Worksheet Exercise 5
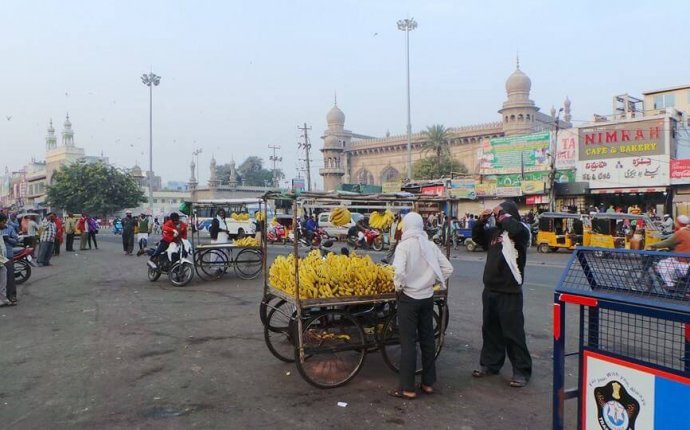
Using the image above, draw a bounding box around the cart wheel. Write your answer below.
[14,260,31,285]
[168,262,194,287]
[379,306,443,374]
[296,310,366,388]
[372,236,384,252]
[147,266,161,282]
[537,243,550,253]
[260,294,280,326]
[264,300,296,363]
[234,248,263,280]
[196,249,229,280]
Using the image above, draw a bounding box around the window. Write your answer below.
[654,94,675,109]
[153,199,158,203]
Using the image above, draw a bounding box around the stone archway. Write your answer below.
[355,168,374,185]
[380,165,400,183]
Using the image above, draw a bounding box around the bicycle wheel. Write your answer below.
[296,310,366,388]
[196,249,229,280]
[168,262,194,287]
[234,248,263,280]
[259,294,280,326]
[380,306,442,374]
[264,300,297,363]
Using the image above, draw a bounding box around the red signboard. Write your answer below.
[671,159,690,179]
[421,185,444,196]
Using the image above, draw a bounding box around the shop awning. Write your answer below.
[590,187,668,194]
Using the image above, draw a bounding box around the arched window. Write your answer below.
[380,166,400,183]
[526,114,531,121]
[518,114,524,121]
[510,115,516,122]
[355,168,374,185]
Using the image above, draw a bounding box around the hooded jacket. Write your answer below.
[472,201,530,293]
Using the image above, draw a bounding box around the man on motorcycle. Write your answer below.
[148,213,187,269]
[301,215,317,245]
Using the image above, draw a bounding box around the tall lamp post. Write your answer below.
[397,18,417,181]
[192,148,203,182]
[549,108,564,212]
[141,72,161,214]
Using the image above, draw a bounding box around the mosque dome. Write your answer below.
[326,104,345,125]
[505,67,531,95]
[131,164,143,176]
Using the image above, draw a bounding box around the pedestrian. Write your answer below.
[25,214,39,251]
[37,212,57,267]
[471,200,532,388]
[136,214,151,254]
[53,214,63,256]
[121,210,135,255]
[87,216,99,249]
[0,213,17,305]
[388,211,453,399]
[649,215,690,287]
[64,212,77,252]
[210,209,230,244]
[78,213,89,251]
[382,211,406,264]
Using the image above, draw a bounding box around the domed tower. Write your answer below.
[499,58,539,136]
[188,159,198,190]
[320,99,352,191]
[62,113,75,147]
[208,156,220,189]
[46,119,57,150]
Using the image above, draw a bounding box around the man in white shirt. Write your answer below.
[389,212,453,399]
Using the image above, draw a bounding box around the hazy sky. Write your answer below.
[2,0,689,188]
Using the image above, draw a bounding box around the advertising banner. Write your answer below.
[479,131,551,175]
[495,186,522,197]
[291,178,305,192]
[583,350,690,429]
[521,180,545,195]
[671,159,690,185]
[421,185,444,196]
[382,181,402,193]
[449,179,476,199]
[475,183,496,197]
[578,119,666,161]
[578,155,669,189]
[556,128,578,170]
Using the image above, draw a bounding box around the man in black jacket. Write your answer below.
[471,200,532,387]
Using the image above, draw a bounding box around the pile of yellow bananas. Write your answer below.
[369,209,395,230]
[231,213,250,221]
[235,237,260,247]
[329,207,351,226]
[269,250,395,299]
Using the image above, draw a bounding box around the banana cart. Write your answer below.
[259,191,455,388]
[185,199,265,281]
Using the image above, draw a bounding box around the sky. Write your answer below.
[2,0,690,189]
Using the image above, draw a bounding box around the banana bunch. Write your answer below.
[369,209,395,230]
[231,213,250,221]
[329,207,351,226]
[269,250,395,299]
[255,211,265,222]
[235,237,259,247]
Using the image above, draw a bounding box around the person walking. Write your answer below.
[389,212,453,399]
[53,215,64,256]
[471,200,532,388]
[136,214,151,254]
[64,212,77,252]
[25,214,39,252]
[37,213,57,267]
[382,211,406,264]
[0,215,12,307]
[121,210,136,255]
[77,213,89,251]
[0,213,17,305]
[87,216,99,249]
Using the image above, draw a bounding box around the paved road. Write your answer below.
[0,235,576,429]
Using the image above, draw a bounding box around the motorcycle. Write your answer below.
[112,219,123,235]
[296,226,331,248]
[146,239,195,287]
[267,224,288,244]
[347,227,384,251]
[13,246,35,285]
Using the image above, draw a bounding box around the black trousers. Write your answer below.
[53,238,60,255]
[122,233,134,254]
[65,233,74,251]
[5,261,16,301]
[88,232,98,249]
[397,293,437,391]
[480,289,532,379]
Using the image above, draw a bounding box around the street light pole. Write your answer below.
[549,108,564,212]
[193,148,203,182]
[141,72,161,214]
[397,18,417,181]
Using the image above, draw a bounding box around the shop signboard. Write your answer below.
[578,155,669,189]
[670,159,690,185]
[521,180,545,195]
[449,179,476,199]
[475,183,496,197]
[526,195,549,205]
[479,131,551,175]
[578,119,666,161]
[421,185,444,196]
[556,128,578,170]
[582,350,690,429]
[495,186,522,197]
[382,181,402,193]
[291,178,305,192]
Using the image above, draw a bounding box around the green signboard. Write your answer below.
[479,131,551,175]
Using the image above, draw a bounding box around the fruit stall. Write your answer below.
[260,191,455,388]
[184,199,265,281]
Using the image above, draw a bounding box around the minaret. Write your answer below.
[499,57,539,136]
[62,113,74,147]
[208,156,219,189]
[188,159,198,190]
[228,158,238,188]
[320,97,349,191]
[564,96,572,124]
[46,119,57,150]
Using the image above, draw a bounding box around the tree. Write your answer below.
[413,157,467,180]
[421,124,451,167]
[46,161,146,216]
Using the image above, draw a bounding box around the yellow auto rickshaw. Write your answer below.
[584,213,662,250]
[535,212,589,253]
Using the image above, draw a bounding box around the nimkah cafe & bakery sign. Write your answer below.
[578,119,665,161]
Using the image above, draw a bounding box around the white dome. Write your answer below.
[326,105,345,125]
[505,68,531,95]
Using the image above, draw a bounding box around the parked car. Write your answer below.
[317,211,364,238]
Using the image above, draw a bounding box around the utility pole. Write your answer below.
[298,123,312,191]
[549,108,564,212]
[268,145,282,188]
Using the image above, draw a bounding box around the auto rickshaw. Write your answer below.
[584,213,662,250]
[535,212,589,253]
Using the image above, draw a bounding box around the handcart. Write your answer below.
[259,191,455,388]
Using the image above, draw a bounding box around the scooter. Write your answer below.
[13,246,35,285]
[267,224,288,244]
[347,227,384,251]
[112,219,123,235]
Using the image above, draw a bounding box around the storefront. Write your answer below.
[587,187,669,215]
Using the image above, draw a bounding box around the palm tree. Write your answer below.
[421,124,451,166]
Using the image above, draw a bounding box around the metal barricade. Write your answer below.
[553,247,690,429]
